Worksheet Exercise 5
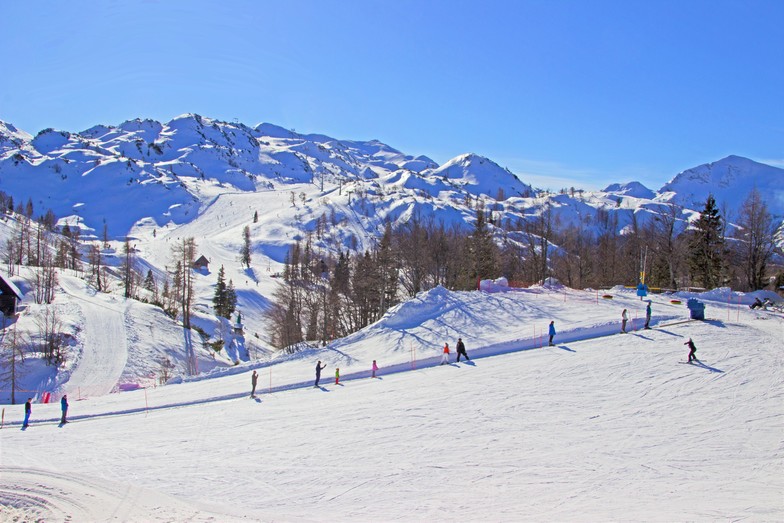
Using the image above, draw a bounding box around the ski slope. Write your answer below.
[2,295,782,522]
[58,276,129,397]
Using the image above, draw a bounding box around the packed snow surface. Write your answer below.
[2,285,782,522]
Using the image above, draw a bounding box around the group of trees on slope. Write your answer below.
[264,191,783,349]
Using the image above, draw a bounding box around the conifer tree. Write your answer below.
[688,194,726,289]
[213,265,228,317]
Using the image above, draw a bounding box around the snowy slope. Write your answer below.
[1,289,782,521]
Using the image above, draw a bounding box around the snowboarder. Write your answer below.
[335,367,340,385]
[621,309,629,333]
[23,398,32,429]
[456,337,470,362]
[684,338,698,362]
[440,343,450,365]
[371,360,379,378]
[60,394,68,424]
[548,321,556,346]
[644,301,652,329]
[750,297,763,310]
[314,361,327,387]
[250,370,258,398]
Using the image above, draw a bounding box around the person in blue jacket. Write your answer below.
[548,321,556,346]
[60,394,69,424]
[23,398,32,429]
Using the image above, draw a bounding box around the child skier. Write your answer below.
[621,309,629,333]
[335,367,340,385]
[684,338,698,362]
[440,343,450,365]
[548,321,556,346]
[371,360,379,378]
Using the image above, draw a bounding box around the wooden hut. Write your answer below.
[0,273,23,317]
[192,255,210,271]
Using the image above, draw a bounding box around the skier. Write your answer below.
[60,394,68,424]
[684,338,698,363]
[548,321,556,346]
[440,343,450,365]
[314,361,327,387]
[371,360,379,378]
[456,338,470,362]
[23,398,32,429]
[750,297,763,310]
[335,367,340,385]
[621,309,629,333]
[644,301,652,329]
[250,370,258,398]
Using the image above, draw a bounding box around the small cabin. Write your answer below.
[192,255,210,271]
[0,273,23,317]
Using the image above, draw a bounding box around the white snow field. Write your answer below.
[1,288,782,522]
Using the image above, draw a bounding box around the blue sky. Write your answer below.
[1,0,781,190]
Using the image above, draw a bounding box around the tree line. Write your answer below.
[264,190,782,349]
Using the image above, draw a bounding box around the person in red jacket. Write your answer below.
[440,343,450,365]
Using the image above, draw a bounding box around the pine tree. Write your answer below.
[225,279,237,317]
[688,194,725,289]
[241,225,252,268]
[213,265,228,317]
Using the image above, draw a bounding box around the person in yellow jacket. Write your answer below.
[335,367,340,384]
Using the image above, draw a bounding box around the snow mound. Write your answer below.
[378,285,453,329]
[479,277,510,292]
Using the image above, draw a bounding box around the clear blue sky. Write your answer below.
[1,0,782,190]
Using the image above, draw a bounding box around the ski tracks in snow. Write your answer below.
[0,467,234,522]
[59,277,129,398]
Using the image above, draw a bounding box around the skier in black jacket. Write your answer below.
[456,338,470,362]
[314,361,327,387]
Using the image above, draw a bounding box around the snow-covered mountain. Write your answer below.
[656,155,784,219]
[1,115,782,249]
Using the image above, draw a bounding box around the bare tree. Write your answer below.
[35,307,64,365]
[170,238,197,329]
[734,189,777,290]
[0,322,30,404]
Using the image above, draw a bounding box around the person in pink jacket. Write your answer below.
[440,343,450,365]
[371,360,379,378]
